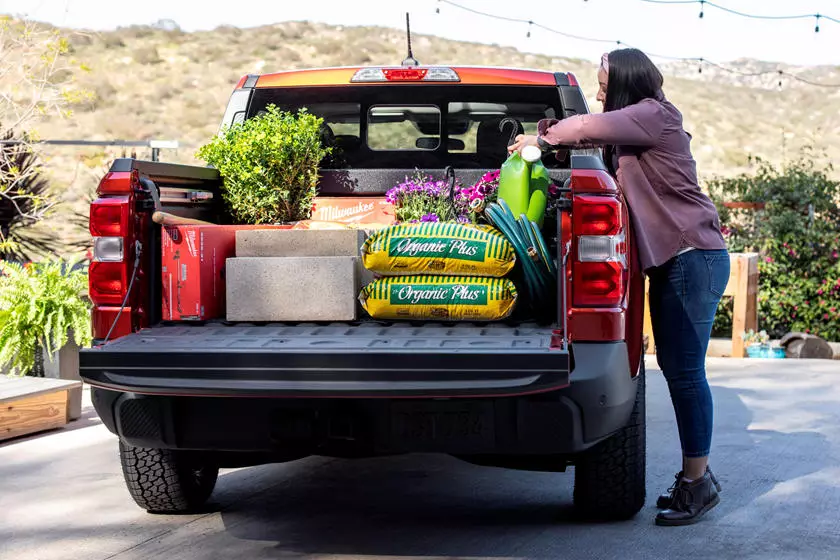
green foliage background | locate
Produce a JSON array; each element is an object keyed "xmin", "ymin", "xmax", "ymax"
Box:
[{"xmin": 707, "ymin": 157, "xmax": 840, "ymax": 341}]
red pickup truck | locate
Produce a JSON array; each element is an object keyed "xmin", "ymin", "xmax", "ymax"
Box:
[{"xmin": 80, "ymin": 64, "xmax": 646, "ymax": 520}]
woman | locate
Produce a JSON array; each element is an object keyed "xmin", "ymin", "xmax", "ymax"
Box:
[{"xmin": 509, "ymin": 48, "xmax": 730, "ymax": 526}]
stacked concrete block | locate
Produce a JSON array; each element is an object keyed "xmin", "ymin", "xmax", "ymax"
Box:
[{"xmin": 226, "ymin": 229, "xmax": 370, "ymax": 322}]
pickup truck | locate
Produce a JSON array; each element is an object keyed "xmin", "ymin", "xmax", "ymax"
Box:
[{"xmin": 80, "ymin": 64, "xmax": 646, "ymax": 520}]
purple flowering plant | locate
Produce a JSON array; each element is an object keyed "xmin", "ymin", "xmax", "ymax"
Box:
[{"xmin": 386, "ymin": 169, "xmax": 501, "ymax": 224}]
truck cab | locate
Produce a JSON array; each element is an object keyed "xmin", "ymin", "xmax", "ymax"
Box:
[{"xmin": 81, "ymin": 65, "xmax": 646, "ymax": 519}]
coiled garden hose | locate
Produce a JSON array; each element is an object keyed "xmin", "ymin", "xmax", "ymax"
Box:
[{"xmin": 485, "ymin": 200, "xmax": 557, "ymax": 308}]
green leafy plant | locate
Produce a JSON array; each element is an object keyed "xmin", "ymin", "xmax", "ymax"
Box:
[
  {"xmin": 196, "ymin": 105, "xmax": 329, "ymax": 224},
  {"xmin": 0, "ymin": 129, "xmax": 60, "ymax": 260},
  {"xmin": 707, "ymin": 157, "xmax": 840, "ymax": 341},
  {"xmin": 0, "ymin": 259, "xmax": 92, "ymax": 376},
  {"xmin": 741, "ymin": 329, "xmax": 769, "ymax": 347}
]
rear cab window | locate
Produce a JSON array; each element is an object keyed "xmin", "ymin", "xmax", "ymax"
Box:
[{"xmin": 246, "ymin": 85, "xmax": 566, "ymax": 170}]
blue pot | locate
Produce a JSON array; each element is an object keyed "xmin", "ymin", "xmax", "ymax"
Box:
[{"xmin": 746, "ymin": 345, "xmax": 786, "ymax": 359}]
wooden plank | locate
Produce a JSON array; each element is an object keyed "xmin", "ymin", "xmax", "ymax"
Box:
[
  {"xmin": 0, "ymin": 390, "xmax": 68, "ymax": 441},
  {"xmin": 0, "ymin": 375, "xmax": 81, "ymax": 404},
  {"xmin": 731, "ymin": 254, "xmax": 759, "ymax": 358},
  {"xmin": 643, "ymin": 277, "xmax": 655, "ymax": 355}
]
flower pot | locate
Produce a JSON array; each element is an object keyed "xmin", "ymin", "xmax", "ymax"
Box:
[
  {"xmin": 41, "ymin": 335, "xmax": 82, "ymax": 421},
  {"xmin": 723, "ymin": 201, "xmax": 766, "ymax": 210},
  {"xmin": 746, "ymin": 344, "xmax": 785, "ymax": 359}
]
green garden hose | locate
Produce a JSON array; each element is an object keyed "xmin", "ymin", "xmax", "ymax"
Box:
[{"xmin": 485, "ymin": 200, "xmax": 557, "ymax": 310}]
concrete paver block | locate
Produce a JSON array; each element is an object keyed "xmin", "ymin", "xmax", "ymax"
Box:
[
  {"xmin": 226, "ymin": 257, "xmax": 360, "ymax": 321},
  {"xmin": 236, "ymin": 229, "xmax": 366, "ymax": 258}
]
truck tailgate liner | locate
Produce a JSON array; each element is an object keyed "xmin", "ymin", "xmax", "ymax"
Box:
[{"xmin": 80, "ymin": 323, "xmax": 570, "ymax": 398}]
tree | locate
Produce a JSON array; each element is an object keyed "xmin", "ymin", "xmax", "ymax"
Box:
[{"xmin": 0, "ymin": 17, "xmax": 89, "ymax": 258}]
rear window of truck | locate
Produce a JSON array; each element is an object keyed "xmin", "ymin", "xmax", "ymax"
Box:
[{"xmin": 247, "ymin": 85, "xmax": 563, "ymax": 169}]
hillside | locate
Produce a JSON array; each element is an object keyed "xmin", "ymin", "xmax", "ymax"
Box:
[{"xmin": 22, "ymin": 21, "xmax": 840, "ymax": 249}]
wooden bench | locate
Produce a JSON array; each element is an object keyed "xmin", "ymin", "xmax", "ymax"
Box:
[
  {"xmin": 643, "ymin": 252, "xmax": 759, "ymax": 358},
  {"xmin": 0, "ymin": 375, "xmax": 83, "ymax": 441}
]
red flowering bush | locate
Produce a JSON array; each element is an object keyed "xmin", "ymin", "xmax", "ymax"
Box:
[{"xmin": 707, "ymin": 157, "xmax": 840, "ymax": 340}]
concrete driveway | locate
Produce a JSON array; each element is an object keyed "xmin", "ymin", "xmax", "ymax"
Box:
[{"xmin": 2, "ymin": 357, "xmax": 839, "ymax": 560}]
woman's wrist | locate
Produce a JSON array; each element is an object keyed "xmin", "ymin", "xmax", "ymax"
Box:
[{"xmin": 537, "ymin": 136, "xmax": 554, "ymax": 152}]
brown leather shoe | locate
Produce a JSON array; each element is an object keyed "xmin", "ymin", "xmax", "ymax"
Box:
[
  {"xmin": 655, "ymin": 472, "xmax": 720, "ymax": 526},
  {"xmin": 656, "ymin": 466, "xmax": 721, "ymax": 509}
]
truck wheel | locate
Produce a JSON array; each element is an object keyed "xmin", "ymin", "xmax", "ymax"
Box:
[
  {"xmin": 573, "ymin": 367, "xmax": 646, "ymax": 520},
  {"xmin": 119, "ymin": 442, "xmax": 219, "ymax": 513}
]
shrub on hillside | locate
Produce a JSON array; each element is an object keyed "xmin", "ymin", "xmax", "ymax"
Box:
[
  {"xmin": 133, "ymin": 45, "xmax": 161, "ymax": 65},
  {"xmin": 707, "ymin": 157, "xmax": 840, "ymax": 341}
]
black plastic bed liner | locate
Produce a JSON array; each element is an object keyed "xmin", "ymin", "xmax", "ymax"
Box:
[{"xmin": 79, "ymin": 322, "xmax": 570, "ymax": 398}]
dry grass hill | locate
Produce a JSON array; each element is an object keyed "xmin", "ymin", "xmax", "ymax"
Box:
[{"xmin": 21, "ymin": 21, "xmax": 840, "ymax": 249}]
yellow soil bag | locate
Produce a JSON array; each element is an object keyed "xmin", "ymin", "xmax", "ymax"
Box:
[
  {"xmin": 361, "ymin": 222, "xmax": 515, "ymax": 277},
  {"xmin": 359, "ymin": 276, "xmax": 518, "ymax": 321}
]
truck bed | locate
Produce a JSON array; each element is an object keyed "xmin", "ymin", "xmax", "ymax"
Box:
[{"xmin": 79, "ymin": 322, "xmax": 570, "ymax": 398}]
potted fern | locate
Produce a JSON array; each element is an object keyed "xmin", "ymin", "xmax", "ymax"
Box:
[{"xmin": 0, "ymin": 259, "xmax": 92, "ymax": 416}]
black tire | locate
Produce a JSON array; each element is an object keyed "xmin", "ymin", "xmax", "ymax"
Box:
[
  {"xmin": 119, "ymin": 442, "xmax": 219, "ymax": 513},
  {"xmin": 573, "ymin": 366, "xmax": 646, "ymax": 520}
]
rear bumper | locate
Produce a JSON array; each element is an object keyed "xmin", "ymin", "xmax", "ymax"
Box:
[{"xmin": 87, "ymin": 342, "xmax": 636, "ymax": 456}]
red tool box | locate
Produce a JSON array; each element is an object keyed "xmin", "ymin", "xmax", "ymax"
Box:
[
  {"xmin": 310, "ymin": 197, "xmax": 395, "ymax": 224},
  {"xmin": 161, "ymin": 225, "xmax": 288, "ymax": 321}
]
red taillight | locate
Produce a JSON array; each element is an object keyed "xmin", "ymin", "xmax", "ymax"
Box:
[
  {"xmin": 571, "ymin": 171, "xmax": 628, "ymax": 309},
  {"xmin": 571, "ymin": 168, "xmax": 619, "ymax": 194},
  {"xmin": 97, "ymin": 171, "xmax": 133, "ymax": 195},
  {"xmin": 573, "ymin": 195, "xmax": 622, "ymax": 236},
  {"xmin": 351, "ymin": 67, "xmax": 460, "ymax": 83},
  {"xmin": 89, "ymin": 261, "xmax": 128, "ymax": 306},
  {"xmin": 574, "ymin": 262, "xmax": 625, "ymax": 307},
  {"xmin": 383, "ymin": 68, "xmax": 428, "ymax": 81},
  {"xmin": 89, "ymin": 197, "xmax": 129, "ymax": 237},
  {"xmin": 567, "ymin": 73, "xmax": 579, "ymax": 87}
]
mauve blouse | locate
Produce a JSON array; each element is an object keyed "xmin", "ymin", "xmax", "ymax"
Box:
[{"xmin": 538, "ymin": 96, "xmax": 726, "ymax": 271}]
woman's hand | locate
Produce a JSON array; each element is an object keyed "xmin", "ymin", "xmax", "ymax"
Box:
[{"xmin": 507, "ymin": 134, "xmax": 539, "ymax": 154}]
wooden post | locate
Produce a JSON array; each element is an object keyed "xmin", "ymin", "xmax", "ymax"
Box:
[
  {"xmin": 730, "ymin": 253, "xmax": 759, "ymax": 358},
  {"xmin": 642, "ymin": 252, "xmax": 759, "ymax": 358}
]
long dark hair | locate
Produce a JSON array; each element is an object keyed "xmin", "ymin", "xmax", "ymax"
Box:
[
  {"xmin": 603, "ymin": 48, "xmax": 664, "ymax": 173},
  {"xmin": 604, "ymin": 48, "xmax": 664, "ymax": 112}
]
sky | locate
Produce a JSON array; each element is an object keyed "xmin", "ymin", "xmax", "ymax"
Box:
[{"xmin": 2, "ymin": 0, "xmax": 839, "ymax": 67}]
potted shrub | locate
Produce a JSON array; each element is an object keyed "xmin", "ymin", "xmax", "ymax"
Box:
[
  {"xmin": 196, "ymin": 105, "xmax": 330, "ymax": 224},
  {"xmin": 0, "ymin": 259, "xmax": 92, "ymax": 416},
  {"xmin": 742, "ymin": 329, "xmax": 785, "ymax": 359}
]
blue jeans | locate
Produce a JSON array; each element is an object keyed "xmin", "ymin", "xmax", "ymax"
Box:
[{"xmin": 647, "ymin": 249, "xmax": 730, "ymax": 458}]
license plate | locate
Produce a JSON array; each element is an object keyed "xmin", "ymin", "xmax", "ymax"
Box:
[{"xmin": 390, "ymin": 401, "xmax": 494, "ymax": 451}]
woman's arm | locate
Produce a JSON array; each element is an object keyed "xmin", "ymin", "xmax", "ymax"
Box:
[{"xmin": 539, "ymin": 99, "xmax": 667, "ymax": 148}]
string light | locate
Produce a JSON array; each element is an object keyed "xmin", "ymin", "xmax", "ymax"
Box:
[
  {"xmin": 435, "ymin": 0, "xmax": 840, "ymax": 88},
  {"xmin": 526, "ymin": 20, "xmax": 533, "ymax": 38},
  {"xmin": 637, "ymin": 0, "xmax": 839, "ymax": 29}
]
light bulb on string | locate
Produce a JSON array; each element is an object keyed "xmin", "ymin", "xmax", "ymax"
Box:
[
  {"xmin": 778, "ymin": 70, "xmax": 784, "ymax": 90},
  {"xmin": 436, "ymin": 0, "xmax": 440, "ymax": 14},
  {"xmin": 526, "ymin": 20, "xmax": 532, "ymax": 38},
  {"xmin": 699, "ymin": 0, "xmax": 705, "ymax": 19},
  {"xmin": 815, "ymin": 14, "xmax": 821, "ymax": 33}
]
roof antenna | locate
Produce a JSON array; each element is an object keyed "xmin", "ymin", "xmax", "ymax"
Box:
[{"xmin": 401, "ymin": 12, "xmax": 420, "ymax": 66}]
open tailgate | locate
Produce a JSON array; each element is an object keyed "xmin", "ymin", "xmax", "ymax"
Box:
[{"xmin": 79, "ymin": 323, "xmax": 570, "ymax": 398}]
